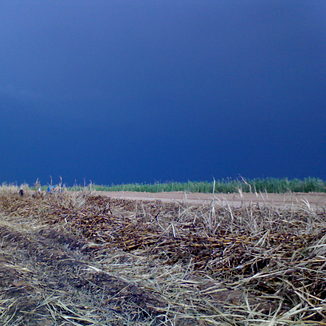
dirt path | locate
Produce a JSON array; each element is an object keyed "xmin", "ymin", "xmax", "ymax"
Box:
[{"xmin": 97, "ymin": 191, "xmax": 326, "ymax": 209}]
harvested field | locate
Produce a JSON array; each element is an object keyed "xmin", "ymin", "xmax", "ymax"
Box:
[{"xmin": 0, "ymin": 188, "xmax": 325, "ymax": 325}]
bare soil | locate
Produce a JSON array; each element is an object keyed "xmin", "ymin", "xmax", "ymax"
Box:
[{"xmin": 97, "ymin": 191, "xmax": 326, "ymax": 209}]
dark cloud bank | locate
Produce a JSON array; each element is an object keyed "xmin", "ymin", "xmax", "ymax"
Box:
[{"xmin": 0, "ymin": 0, "xmax": 325, "ymax": 185}]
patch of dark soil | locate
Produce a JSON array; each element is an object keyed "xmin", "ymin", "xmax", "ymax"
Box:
[
  {"xmin": 1, "ymin": 295, "xmax": 53, "ymax": 326},
  {"xmin": 0, "ymin": 265, "xmax": 22, "ymax": 287},
  {"xmin": 0, "ymin": 262, "xmax": 52, "ymax": 326},
  {"xmin": 0, "ymin": 225, "xmax": 30, "ymax": 246},
  {"xmin": 0, "ymin": 221, "xmax": 166, "ymax": 325},
  {"xmin": 81, "ymin": 271, "xmax": 165, "ymax": 318},
  {"xmin": 37, "ymin": 228, "xmax": 87, "ymax": 251}
]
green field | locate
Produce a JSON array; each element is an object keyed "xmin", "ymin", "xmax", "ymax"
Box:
[{"xmin": 78, "ymin": 177, "xmax": 326, "ymax": 193}]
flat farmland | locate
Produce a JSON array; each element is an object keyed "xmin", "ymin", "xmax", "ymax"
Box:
[
  {"xmin": 97, "ymin": 191, "xmax": 326, "ymax": 209},
  {"xmin": 0, "ymin": 189, "xmax": 325, "ymax": 325}
]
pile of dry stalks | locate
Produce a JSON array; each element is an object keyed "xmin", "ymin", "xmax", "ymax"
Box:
[{"xmin": 0, "ymin": 188, "xmax": 325, "ymax": 325}]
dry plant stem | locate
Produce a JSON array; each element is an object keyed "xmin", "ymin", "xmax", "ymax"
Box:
[{"xmin": 0, "ymin": 186, "xmax": 325, "ymax": 325}]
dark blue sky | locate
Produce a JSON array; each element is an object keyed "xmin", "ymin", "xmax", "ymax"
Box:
[{"xmin": 0, "ymin": 0, "xmax": 325, "ymax": 185}]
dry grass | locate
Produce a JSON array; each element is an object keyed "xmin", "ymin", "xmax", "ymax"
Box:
[{"xmin": 0, "ymin": 186, "xmax": 325, "ymax": 325}]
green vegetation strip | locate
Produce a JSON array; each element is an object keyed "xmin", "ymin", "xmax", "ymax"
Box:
[{"xmin": 74, "ymin": 178, "xmax": 326, "ymax": 193}]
